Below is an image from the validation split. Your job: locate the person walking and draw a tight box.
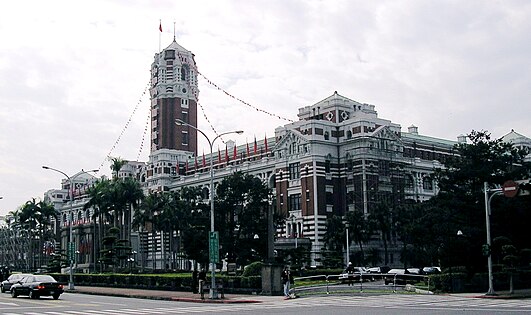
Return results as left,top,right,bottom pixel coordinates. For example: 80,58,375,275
345,262,354,286
281,266,294,299
198,268,206,299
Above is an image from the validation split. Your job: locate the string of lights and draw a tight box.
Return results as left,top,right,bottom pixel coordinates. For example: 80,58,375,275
136,105,151,161
99,81,150,171
197,71,294,123
104,48,292,168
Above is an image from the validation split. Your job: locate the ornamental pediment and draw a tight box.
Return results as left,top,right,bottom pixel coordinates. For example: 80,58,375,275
371,125,402,143
274,130,309,151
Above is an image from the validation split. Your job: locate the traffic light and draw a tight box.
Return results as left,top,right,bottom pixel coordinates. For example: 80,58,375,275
482,244,491,257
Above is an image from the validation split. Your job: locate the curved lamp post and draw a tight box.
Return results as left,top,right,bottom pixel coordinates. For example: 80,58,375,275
175,119,243,299
42,166,98,290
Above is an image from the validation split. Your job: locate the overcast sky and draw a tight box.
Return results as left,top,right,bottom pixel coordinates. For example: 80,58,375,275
1,0,530,215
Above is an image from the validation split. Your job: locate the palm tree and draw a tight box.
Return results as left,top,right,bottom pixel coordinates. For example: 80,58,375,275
346,209,372,265
109,157,127,179
133,192,165,270
370,203,393,265
115,178,143,242
84,179,114,268
16,199,57,271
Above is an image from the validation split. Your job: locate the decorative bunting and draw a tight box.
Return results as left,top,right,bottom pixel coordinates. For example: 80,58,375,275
100,80,150,170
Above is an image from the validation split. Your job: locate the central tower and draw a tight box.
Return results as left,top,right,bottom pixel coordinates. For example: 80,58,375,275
150,39,198,154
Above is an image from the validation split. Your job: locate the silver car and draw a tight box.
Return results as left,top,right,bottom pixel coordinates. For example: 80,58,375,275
1,274,32,293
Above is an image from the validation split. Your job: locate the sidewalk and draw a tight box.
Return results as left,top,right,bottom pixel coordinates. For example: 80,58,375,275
69,286,281,304
451,289,531,300
69,286,531,303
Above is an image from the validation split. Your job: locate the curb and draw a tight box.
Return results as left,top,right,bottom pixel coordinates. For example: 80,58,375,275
69,289,263,304
170,297,262,303
471,294,531,300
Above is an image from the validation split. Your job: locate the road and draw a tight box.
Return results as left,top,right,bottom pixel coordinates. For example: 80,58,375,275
1,290,531,315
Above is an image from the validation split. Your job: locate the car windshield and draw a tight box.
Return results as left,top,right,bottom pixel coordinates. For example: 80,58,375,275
9,274,30,281
33,275,56,282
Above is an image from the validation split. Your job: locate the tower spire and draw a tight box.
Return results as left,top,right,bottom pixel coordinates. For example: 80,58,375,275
173,21,176,41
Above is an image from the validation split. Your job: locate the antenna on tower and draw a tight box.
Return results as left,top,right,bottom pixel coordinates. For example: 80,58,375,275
173,21,176,41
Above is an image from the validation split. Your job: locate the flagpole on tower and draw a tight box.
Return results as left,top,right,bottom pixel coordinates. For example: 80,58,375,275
173,21,176,41
159,19,162,53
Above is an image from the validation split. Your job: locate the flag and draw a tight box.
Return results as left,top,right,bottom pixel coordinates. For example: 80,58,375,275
194,156,198,169
253,136,258,155
264,134,268,152
159,20,162,32
246,142,250,157
185,160,189,173
218,147,222,164
202,151,207,167
233,143,237,160
225,145,229,162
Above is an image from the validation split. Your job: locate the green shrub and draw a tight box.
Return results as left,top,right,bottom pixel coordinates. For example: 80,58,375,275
242,261,263,277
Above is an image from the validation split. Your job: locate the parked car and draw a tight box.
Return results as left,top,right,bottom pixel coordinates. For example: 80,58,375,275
406,268,422,275
366,266,391,281
339,266,369,283
422,266,441,274
384,268,427,285
10,274,64,299
1,274,32,293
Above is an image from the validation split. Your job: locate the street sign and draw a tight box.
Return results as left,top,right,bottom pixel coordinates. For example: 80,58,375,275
209,231,219,263
502,180,519,198
68,242,75,263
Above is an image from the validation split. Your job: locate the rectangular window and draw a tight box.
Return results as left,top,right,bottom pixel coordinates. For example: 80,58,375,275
164,50,176,60
326,192,333,205
288,194,301,211
182,131,189,145
289,162,300,180
182,111,189,123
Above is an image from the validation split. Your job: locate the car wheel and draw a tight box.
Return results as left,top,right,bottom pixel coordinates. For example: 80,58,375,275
11,289,17,298
29,290,39,299
53,293,60,300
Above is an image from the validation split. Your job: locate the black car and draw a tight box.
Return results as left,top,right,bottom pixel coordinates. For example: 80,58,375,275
10,274,64,299
1,274,32,293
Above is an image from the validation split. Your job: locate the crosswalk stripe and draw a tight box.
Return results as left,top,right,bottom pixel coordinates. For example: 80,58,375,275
3,295,531,314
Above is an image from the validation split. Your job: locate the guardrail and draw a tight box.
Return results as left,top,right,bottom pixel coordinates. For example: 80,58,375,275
292,273,431,296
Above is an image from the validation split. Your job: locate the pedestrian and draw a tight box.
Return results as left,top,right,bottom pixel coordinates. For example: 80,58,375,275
198,268,207,299
192,269,198,294
281,266,294,299
345,262,354,286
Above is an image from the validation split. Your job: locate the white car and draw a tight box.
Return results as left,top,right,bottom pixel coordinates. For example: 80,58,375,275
339,267,368,283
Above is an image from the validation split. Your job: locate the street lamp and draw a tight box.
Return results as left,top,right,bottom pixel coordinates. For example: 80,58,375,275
42,165,98,290
345,222,350,266
175,119,243,299
484,182,502,296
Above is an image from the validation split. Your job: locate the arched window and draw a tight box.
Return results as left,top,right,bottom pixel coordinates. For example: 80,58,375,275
347,130,352,139
324,131,330,140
